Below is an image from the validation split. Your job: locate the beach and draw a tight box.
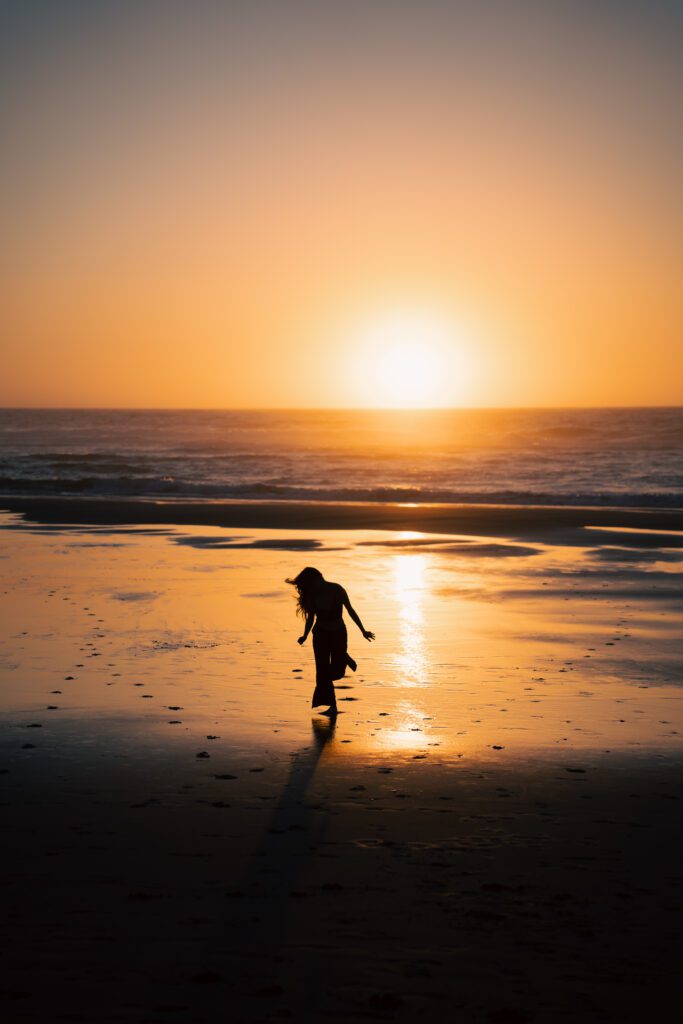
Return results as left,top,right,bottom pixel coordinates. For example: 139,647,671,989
3,0,683,1012
2,502,682,1022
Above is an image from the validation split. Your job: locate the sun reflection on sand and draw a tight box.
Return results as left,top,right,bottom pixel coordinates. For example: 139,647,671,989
374,699,433,751
391,553,429,687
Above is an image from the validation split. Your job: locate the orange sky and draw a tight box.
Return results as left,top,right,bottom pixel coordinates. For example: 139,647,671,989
1,0,682,408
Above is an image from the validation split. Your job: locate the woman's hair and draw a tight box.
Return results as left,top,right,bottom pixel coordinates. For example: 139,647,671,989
285,566,324,618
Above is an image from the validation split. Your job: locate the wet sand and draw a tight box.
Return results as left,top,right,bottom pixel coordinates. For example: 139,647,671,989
1,509,682,1022
3,494,683,538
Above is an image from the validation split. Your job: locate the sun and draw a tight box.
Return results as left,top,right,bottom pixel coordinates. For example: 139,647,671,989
349,309,461,408
376,336,442,407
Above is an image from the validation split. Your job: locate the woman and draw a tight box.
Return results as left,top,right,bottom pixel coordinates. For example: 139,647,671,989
286,567,375,715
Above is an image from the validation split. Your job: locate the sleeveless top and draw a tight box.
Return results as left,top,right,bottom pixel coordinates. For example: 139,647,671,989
313,582,345,630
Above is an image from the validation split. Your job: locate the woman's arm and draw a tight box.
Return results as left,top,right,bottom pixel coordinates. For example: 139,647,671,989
298,613,315,645
343,591,375,641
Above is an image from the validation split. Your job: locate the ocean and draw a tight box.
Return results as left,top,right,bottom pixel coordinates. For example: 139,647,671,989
0,407,681,508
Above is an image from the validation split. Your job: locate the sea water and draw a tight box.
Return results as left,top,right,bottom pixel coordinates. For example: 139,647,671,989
0,407,681,507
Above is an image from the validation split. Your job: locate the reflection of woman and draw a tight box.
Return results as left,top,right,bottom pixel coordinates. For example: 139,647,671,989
286,567,375,716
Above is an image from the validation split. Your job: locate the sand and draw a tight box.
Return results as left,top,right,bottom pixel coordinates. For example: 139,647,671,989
2,495,683,538
1,506,682,1022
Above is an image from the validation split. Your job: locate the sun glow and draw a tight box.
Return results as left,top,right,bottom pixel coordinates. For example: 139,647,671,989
349,309,465,408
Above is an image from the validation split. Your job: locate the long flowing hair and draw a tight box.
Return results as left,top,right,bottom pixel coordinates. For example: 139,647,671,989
285,566,323,618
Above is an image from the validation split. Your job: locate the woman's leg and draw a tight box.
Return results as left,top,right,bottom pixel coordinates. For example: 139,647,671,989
330,624,349,682
311,630,336,708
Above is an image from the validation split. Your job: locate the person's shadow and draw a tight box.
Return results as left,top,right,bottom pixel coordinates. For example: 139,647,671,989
218,716,338,1000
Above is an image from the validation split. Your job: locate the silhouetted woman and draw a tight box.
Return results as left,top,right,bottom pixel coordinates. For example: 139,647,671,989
286,567,375,715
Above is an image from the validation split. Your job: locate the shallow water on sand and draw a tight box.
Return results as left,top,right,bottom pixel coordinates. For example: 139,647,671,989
2,514,682,767
3,512,683,1024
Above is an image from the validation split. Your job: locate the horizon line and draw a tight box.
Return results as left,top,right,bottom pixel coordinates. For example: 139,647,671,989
1,404,682,413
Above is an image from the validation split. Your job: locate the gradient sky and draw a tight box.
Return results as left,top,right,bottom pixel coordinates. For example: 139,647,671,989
1,0,681,408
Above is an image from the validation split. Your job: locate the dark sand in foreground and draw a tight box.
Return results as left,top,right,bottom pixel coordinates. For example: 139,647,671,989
4,741,682,1024
1,505,682,1022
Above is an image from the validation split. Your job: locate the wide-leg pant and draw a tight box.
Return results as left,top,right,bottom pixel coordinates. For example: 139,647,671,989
311,623,347,707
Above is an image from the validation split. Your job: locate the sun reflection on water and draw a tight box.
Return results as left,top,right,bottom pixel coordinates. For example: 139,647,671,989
392,553,429,687
374,699,433,751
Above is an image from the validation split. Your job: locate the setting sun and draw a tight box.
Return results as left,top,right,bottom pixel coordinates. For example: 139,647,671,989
350,310,464,408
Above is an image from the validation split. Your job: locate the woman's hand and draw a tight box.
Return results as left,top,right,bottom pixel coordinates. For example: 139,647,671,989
363,630,375,641
297,635,306,645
